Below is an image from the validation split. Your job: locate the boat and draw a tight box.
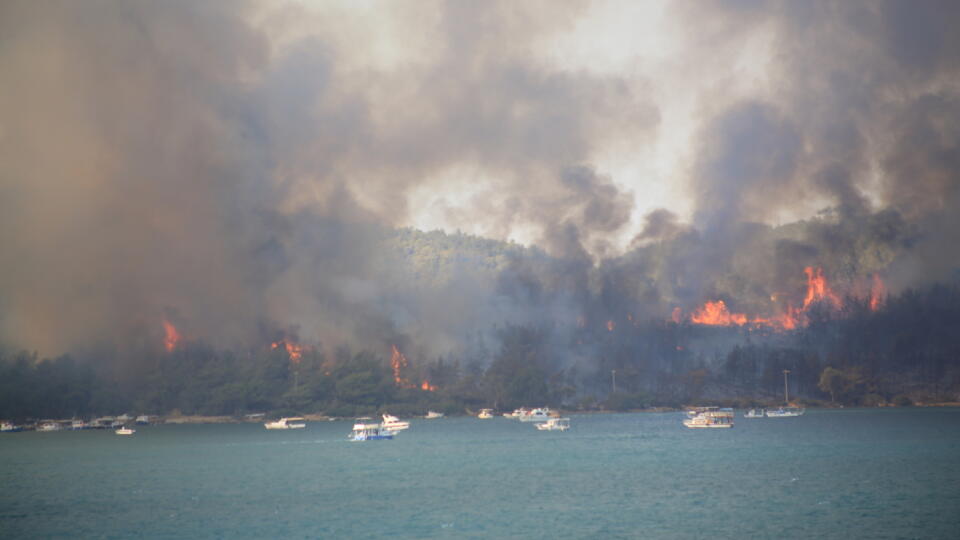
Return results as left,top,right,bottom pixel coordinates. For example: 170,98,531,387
477,409,494,419
535,418,570,431
683,408,734,428
37,421,62,432
264,417,307,430
425,411,444,419
381,414,410,431
517,408,553,422
70,420,88,430
766,407,805,418
135,415,152,425
1,422,23,433
744,408,765,418
349,421,394,441
115,427,135,435
503,408,529,419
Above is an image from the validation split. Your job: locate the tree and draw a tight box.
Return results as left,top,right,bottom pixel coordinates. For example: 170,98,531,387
818,366,844,403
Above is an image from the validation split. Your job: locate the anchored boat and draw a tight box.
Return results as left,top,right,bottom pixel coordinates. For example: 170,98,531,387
264,417,306,430
683,408,734,428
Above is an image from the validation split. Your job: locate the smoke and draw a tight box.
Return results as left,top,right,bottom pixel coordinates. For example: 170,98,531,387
2,0,959,365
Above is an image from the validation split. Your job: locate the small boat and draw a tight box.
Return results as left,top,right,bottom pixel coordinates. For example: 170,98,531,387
425,411,444,419
264,417,307,430
744,409,765,418
135,415,152,425
517,408,553,422
349,421,394,441
381,414,410,431
766,407,805,418
1,421,23,433
683,408,734,429
37,421,62,432
503,408,529,419
535,418,570,431
115,427,135,435
477,408,494,419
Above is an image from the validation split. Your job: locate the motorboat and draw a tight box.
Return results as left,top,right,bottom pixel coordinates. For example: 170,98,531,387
503,408,529,419
37,421,62,432
135,415,152,425
477,408,494,419
744,408,765,418
381,414,410,431
518,408,553,422
766,407,805,418
115,427,136,435
1,422,22,433
425,411,444,419
70,420,88,430
349,421,394,441
683,408,734,428
535,418,570,431
264,417,307,430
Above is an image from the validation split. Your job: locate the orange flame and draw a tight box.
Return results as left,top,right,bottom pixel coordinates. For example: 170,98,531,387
869,274,885,311
390,345,414,388
272,340,303,364
690,300,748,326
802,266,842,310
163,320,181,352
421,380,437,392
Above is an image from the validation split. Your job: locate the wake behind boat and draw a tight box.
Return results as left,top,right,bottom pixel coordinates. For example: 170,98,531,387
535,418,570,431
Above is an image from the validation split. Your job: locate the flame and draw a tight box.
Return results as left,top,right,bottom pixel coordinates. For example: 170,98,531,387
606,320,616,332
802,266,842,310
421,380,437,392
390,345,414,388
690,300,748,326
272,340,303,364
869,274,885,311
163,320,180,352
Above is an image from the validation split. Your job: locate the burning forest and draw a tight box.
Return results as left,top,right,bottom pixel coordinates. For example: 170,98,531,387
2,1,960,420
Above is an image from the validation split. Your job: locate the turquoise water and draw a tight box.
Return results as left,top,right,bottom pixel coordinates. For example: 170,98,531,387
2,409,959,539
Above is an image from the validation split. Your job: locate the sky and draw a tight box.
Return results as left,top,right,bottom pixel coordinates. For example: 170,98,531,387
1,0,959,356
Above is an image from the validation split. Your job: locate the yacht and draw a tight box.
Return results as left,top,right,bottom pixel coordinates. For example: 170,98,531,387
683,408,734,429
535,418,570,431
766,407,805,418
264,417,307,430
503,408,529,419
381,414,410,431
477,409,494,419
425,411,444,419
517,408,553,422
744,409,765,418
349,421,394,441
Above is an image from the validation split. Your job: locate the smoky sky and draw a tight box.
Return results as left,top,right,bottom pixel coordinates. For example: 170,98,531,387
1,0,959,356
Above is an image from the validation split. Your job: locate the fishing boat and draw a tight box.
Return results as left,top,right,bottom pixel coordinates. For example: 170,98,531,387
766,407,805,418
477,409,494,419
349,421,394,441
683,408,734,428
381,414,410,431
425,411,444,419
264,417,307,430
535,418,570,431
744,408,765,418
115,427,135,435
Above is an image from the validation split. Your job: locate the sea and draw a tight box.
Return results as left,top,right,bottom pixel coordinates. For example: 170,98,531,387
2,408,959,539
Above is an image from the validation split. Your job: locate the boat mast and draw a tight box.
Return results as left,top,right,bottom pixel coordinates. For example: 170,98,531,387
783,369,791,404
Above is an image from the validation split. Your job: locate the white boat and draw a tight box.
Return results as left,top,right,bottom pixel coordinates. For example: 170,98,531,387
135,415,152,425
381,414,410,431
503,408,529,419
264,417,306,430
425,411,444,419
744,408,765,418
115,427,135,435
766,407,805,418
70,420,88,430
349,421,394,441
518,408,553,422
683,408,734,429
37,421,62,432
1,422,23,433
535,418,570,431
477,408,494,419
